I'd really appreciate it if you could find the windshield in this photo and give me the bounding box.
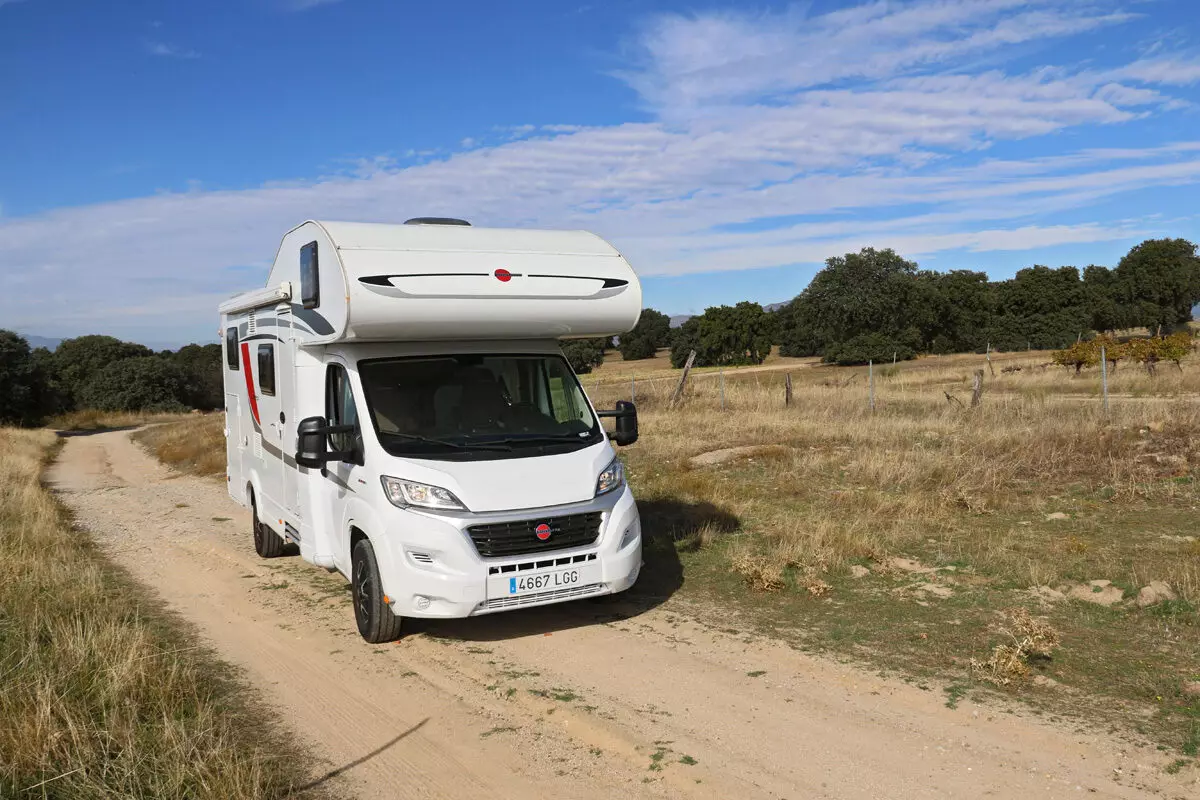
[358,353,602,459]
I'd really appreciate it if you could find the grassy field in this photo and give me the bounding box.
[587,349,1200,761]
[133,413,226,477]
[0,427,324,798]
[143,348,1200,764]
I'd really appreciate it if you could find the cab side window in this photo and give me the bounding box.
[326,365,360,456]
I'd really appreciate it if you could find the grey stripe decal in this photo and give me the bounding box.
[261,438,298,468]
[324,471,356,493]
[290,305,334,335]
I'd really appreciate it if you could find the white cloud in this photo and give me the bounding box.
[3,0,1199,340]
[281,0,346,11]
[144,40,200,59]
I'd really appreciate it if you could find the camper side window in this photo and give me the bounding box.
[225,326,239,370]
[257,344,276,396]
[300,241,319,310]
[326,365,360,455]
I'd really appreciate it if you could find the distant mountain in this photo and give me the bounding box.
[20,334,62,350]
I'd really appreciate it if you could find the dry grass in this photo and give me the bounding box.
[133,413,226,477]
[0,427,322,798]
[971,608,1062,687]
[596,351,1200,599]
[48,408,189,431]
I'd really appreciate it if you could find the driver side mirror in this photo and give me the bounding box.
[295,416,359,468]
[598,400,638,446]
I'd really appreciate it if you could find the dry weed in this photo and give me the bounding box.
[730,550,785,592]
[970,607,1061,687]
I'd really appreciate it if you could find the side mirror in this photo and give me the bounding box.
[598,400,638,446]
[295,416,328,468]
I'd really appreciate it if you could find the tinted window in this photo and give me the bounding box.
[325,365,360,454]
[257,344,275,396]
[225,326,239,370]
[300,241,319,310]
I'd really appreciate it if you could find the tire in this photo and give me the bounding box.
[351,538,403,643]
[251,493,285,558]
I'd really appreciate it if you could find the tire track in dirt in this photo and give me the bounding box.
[46,430,1194,799]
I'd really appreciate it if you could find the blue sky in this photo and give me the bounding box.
[2,0,1200,345]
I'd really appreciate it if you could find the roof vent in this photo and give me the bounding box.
[403,217,471,226]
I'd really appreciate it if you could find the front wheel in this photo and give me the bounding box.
[351,538,403,643]
[251,493,285,558]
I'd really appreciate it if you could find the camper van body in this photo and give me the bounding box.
[219,221,643,640]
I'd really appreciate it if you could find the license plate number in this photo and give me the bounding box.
[509,569,579,595]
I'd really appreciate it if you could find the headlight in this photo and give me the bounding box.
[595,457,625,497]
[381,476,466,511]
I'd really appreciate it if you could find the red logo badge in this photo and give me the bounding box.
[535,523,552,541]
[494,268,512,282]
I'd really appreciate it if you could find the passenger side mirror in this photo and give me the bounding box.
[598,400,638,446]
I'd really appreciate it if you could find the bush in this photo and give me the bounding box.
[669,303,774,368]
[78,357,190,412]
[619,308,671,361]
[823,333,915,366]
[0,330,48,426]
[560,338,607,374]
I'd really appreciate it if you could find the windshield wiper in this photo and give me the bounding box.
[381,432,513,452]
[484,433,597,446]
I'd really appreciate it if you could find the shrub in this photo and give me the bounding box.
[78,356,190,412]
[823,333,915,366]
[560,338,607,374]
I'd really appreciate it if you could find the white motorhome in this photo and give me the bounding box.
[219,218,643,642]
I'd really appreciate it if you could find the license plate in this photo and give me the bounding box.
[487,563,600,599]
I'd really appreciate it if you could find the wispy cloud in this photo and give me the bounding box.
[144,40,200,59]
[3,0,1199,339]
[281,0,346,11]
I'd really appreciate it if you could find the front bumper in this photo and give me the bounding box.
[372,485,642,618]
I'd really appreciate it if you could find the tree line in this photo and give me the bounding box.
[3,238,1196,424]
[582,237,1200,370]
[0,333,222,426]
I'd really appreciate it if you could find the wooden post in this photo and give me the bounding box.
[785,373,793,406]
[669,350,696,408]
[1100,345,1109,417]
[892,351,897,365]
[970,369,984,407]
[869,360,876,413]
[720,370,726,411]
[986,342,995,377]
[631,377,636,405]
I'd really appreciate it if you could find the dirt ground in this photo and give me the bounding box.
[46,430,1194,799]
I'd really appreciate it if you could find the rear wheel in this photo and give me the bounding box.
[250,492,285,558]
[351,538,403,643]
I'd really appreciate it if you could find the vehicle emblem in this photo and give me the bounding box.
[535,523,552,541]
[494,268,512,282]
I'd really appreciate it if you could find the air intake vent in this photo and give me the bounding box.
[403,217,471,226]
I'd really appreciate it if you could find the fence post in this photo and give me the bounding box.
[971,369,984,407]
[1100,345,1109,417]
[669,350,696,409]
[986,342,995,377]
[785,373,793,406]
[869,360,876,413]
[893,351,897,365]
[720,370,726,411]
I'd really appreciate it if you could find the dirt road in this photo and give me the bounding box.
[47,430,1191,799]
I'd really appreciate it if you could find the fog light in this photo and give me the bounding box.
[414,595,431,611]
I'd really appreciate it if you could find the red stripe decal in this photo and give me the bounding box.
[240,342,261,427]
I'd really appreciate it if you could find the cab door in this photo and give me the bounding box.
[324,362,365,557]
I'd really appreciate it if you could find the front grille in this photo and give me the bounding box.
[467,511,602,558]
[478,583,604,611]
